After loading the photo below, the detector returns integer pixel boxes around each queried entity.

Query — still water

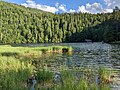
[25,42,120,70]
[20,42,120,90]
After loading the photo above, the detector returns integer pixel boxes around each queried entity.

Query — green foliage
[0,56,34,90]
[0,1,120,44]
[77,78,88,90]
[36,69,53,83]
[53,71,111,90]
[98,66,109,80]
[90,83,98,90]
[100,85,111,90]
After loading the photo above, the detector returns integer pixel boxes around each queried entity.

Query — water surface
[20,42,120,90]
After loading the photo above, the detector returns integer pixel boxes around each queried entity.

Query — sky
[4,0,120,14]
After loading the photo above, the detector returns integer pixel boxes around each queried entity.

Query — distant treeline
[0,1,120,44]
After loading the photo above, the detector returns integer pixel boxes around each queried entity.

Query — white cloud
[21,0,120,14]
[102,9,113,13]
[78,3,103,14]
[55,3,67,12]
[58,4,67,12]
[26,0,35,4]
[21,1,67,13]
[86,3,102,10]
[21,0,58,13]
[104,0,120,8]
[69,9,76,13]
[55,3,59,7]
[77,2,115,14]
[87,3,103,13]
[21,3,27,6]
[78,5,89,13]
[36,5,58,13]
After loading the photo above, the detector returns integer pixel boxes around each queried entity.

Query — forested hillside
[0,1,120,44]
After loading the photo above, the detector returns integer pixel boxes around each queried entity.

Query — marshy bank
[0,45,72,90]
[0,43,120,90]
[0,45,72,57]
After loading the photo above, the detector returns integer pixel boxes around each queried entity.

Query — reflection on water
[30,43,120,70]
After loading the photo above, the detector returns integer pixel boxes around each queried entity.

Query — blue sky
[5,0,120,13]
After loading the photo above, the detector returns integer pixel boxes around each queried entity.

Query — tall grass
[0,56,111,90]
[0,56,34,90]
[98,66,111,84]
[53,69,111,90]
[36,68,53,84]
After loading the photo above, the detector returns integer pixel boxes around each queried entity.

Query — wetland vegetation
[0,43,120,90]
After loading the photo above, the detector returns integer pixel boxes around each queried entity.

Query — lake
[22,42,120,90]
[24,42,120,70]
[10,42,120,90]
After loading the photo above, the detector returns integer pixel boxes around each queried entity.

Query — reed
[36,68,53,84]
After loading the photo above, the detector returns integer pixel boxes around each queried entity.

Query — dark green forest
[0,1,120,44]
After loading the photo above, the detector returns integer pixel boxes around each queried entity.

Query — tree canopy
[0,1,120,44]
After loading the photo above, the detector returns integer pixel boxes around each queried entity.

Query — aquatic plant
[98,66,110,84]
[36,68,53,85]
